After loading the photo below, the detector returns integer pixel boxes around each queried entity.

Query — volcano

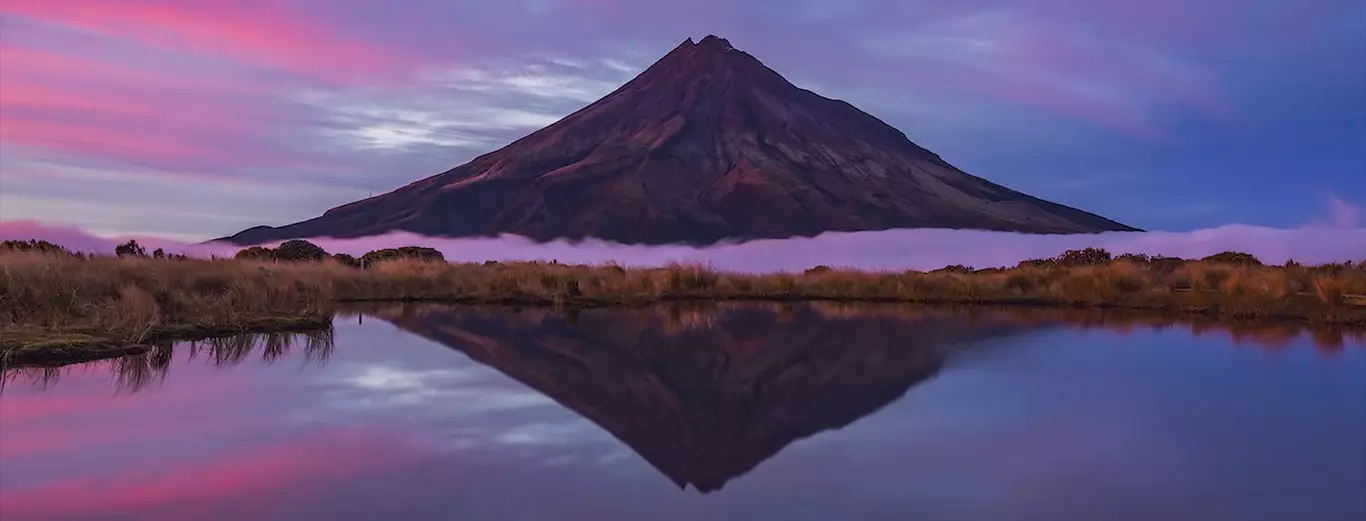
[224,35,1138,246]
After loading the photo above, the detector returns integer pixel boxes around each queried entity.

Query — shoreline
[1,316,333,368]
[4,248,1363,366]
[6,298,1362,370]
[335,292,1366,323]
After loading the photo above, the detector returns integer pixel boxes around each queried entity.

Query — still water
[1,303,1363,521]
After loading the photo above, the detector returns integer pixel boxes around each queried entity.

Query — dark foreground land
[2,244,1363,365]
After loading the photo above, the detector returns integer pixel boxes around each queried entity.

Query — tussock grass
[2,252,1364,362]
[0,254,338,362]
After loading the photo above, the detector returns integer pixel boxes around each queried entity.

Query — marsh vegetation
[2,239,1363,364]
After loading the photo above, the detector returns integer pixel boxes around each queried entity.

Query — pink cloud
[0,430,402,521]
[0,0,425,83]
[1309,195,1363,230]
[0,45,345,175]
[0,46,269,95]
[0,118,246,165]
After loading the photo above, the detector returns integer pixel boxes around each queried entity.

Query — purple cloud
[0,0,1361,238]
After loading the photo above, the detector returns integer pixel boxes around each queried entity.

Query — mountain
[364,302,1034,492]
[224,35,1138,246]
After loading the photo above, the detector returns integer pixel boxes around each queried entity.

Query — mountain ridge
[223,35,1138,246]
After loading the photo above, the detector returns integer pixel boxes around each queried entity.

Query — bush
[2,239,73,256]
[1114,253,1151,265]
[115,240,147,258]
[804,265,833,275]
[1202,251,1262,266]
[1017,258,1055,268]
[1056,247,1112,267]
[332,253,361,268]
[360,246,445,267]
[274,240,328,262]
[1148,256,1188,273]
[232,241,329,263]
[235,246,276,261]
[932,264,974,274]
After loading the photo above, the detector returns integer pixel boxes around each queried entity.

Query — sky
[0,0,1363,242]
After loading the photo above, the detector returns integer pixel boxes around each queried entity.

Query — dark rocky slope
[227,35,1137,246]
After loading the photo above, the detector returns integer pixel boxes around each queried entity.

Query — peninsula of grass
[2,238,1364,364]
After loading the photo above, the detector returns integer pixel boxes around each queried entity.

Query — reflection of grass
[355,301,1365,353]
[3,252,1365,362]
[1,328,336,391]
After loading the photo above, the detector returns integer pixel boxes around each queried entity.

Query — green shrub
[1016,258,1055,268]
[115,240,147,258]
[360,246,445,267]
[932,264,974,274]
[1202,251,1262,266]
[235,246,276,261]
[1114,253,1151,264]
[274,240,328,262]
[332,253,361,268]
[1056,247,1112,266]
[1,239,73,256]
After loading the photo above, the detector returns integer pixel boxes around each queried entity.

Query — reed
[2,251,1364,362]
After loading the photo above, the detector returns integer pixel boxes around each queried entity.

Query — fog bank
[3,220,1363,273]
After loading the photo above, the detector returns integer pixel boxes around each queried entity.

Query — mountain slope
[225,35,1138,246]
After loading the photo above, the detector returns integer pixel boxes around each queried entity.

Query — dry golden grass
[0,253,339,362]
[2,252,1364,362]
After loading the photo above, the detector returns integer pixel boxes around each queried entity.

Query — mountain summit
[225,35,1137,246]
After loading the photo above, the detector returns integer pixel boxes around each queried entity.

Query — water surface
[2,304,1363,521]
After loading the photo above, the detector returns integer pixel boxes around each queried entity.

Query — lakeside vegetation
[2,238,1364,364]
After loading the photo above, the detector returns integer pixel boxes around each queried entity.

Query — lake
[1,303,1363,521]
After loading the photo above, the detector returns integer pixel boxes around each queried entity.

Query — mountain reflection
[3,302,1358,497]
[1,328,335,395]
[356,302,1034,492]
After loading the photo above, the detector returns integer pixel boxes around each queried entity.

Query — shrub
[1148,255,1188,273]
[360,246,445,267]
[805,265,833,275]
[1114,253,1151,265]
[274,240,328,262]
[932,264,973,274]
[115,240,147,258]
[1,239,73,256]
[235,246,276,261]
[1202,251,1262,266]
[332,253,361,268]
[1056,247,1112,267]
[1017,258,1055,268]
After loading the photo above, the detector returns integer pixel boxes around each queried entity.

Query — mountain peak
[663,34,743,64]
[223,36,1138,246]
[697,34,734,50]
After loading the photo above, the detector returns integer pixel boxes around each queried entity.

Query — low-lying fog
[5,220,1362,272]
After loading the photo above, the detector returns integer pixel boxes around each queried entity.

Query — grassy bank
[2,248,1364,362]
